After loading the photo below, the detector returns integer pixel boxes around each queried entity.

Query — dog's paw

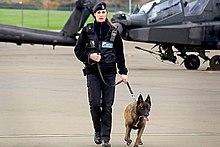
[139,142,143,145]
[137,139,143,145]
[126,139,132,146]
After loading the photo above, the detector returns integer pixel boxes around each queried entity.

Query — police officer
[74,1,128,147]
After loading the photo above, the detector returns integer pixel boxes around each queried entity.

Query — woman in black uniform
[74,2,128,147]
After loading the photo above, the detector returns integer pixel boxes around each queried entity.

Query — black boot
[94,132,101,144]
[101,140,111,147]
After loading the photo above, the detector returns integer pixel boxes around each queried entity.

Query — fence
[0,5,128,30]
[0,9,73,30]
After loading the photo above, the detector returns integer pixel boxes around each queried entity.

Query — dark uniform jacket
[74,20,128,75]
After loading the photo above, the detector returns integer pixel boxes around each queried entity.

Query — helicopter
[0,0,96,49]
[111,0,220,70]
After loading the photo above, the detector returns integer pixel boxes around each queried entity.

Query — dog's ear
[137,94,144,105]
[145,94,151,106]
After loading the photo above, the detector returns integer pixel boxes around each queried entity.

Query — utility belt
[82,63,122,87]
[82,68,87,76]
[82,61,116,76]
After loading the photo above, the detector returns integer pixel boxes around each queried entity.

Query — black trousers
[87,74,116,141]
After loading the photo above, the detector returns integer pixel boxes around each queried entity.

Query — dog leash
[97,63,123,87]
[96,62,135,101]
[98,62,136,101]
[126,82,136,101]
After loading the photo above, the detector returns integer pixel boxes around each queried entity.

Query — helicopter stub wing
[128,22,220,49]
[129,23,198,46]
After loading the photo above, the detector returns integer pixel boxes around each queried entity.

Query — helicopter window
[147,0,182,24]
[184,0,209,16]
[139,0,161,13]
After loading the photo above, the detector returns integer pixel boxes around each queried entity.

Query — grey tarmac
[0,41,220,147]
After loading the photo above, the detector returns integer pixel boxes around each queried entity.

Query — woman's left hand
[120,74,128,83]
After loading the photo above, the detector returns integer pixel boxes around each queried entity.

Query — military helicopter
[0,0,96,49]
[112,0,220,70]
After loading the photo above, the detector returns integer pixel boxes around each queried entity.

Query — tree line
[0,0,152,11]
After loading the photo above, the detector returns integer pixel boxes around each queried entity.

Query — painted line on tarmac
[1,134,101,138]
[0,134,91,139]
[0,133,219,139]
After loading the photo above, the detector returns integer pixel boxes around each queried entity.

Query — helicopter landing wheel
[184,54,200,70]
[210,55,220,70]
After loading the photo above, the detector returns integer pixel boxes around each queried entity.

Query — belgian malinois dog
[124,94,151,147]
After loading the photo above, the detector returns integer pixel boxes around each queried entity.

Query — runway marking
[0,133,219,139]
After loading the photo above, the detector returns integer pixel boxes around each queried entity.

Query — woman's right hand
[89,53,101,62]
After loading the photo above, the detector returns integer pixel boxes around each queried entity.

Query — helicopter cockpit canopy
[139,0,161,13]
[184,0,209,16]
[139,0,210,24]
[145,0,182,24]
